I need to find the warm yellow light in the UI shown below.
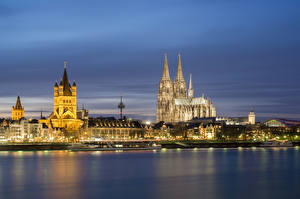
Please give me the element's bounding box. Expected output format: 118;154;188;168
207;133;213;139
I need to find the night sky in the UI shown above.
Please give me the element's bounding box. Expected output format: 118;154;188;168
0;0;299;121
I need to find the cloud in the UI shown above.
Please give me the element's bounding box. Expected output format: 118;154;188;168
0;0;299;121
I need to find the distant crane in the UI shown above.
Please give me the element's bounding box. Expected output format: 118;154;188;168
118;94;125;120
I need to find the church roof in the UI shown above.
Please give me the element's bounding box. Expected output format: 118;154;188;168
14;96;23;109
48;112;57;119
88;117;143;128
61;62;72;96
174;97;208;106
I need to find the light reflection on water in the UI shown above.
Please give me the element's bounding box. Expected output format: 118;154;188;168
0;148;299;199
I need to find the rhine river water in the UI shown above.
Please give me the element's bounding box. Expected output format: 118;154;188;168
0;147;299;199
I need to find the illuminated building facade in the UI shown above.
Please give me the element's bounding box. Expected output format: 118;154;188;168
198;124;219;140
12;96;24;120
263;119;300;128
86;118;144;140
248;109;255;124
156;53;216;123
39;62;83;132
4;119;49;142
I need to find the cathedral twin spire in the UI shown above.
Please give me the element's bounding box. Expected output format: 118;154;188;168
162;53;185;82
161;53;171;80
160;53;195;98
162;53;187;98
175;53;184;82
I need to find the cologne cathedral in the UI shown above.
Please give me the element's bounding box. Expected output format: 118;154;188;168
156;53;216;123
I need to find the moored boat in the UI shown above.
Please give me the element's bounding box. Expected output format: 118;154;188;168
260;140;293;147
69;142;161;151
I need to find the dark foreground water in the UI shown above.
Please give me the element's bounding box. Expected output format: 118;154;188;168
0;147;300;199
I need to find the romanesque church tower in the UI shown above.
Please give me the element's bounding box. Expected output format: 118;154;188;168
39;62;83;131
12;96;24;120
53;62;78;123
156;53;174;122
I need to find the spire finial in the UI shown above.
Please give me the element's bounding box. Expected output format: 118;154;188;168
164;52;167;66
64;61;67;69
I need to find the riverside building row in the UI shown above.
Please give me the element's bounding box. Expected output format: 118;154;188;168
2;55;296;142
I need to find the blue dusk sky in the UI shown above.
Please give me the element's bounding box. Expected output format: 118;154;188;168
0;0;299;121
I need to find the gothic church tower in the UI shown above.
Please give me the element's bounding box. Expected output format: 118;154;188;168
156;53;174;122
156;53;217;123
173;53;187;98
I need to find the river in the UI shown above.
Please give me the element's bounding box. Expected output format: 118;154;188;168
0;147;299;199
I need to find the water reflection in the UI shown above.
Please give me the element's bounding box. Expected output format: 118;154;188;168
0;148;299;199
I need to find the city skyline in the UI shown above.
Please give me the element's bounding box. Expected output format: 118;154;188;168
1;2;300;199
0;0;299;121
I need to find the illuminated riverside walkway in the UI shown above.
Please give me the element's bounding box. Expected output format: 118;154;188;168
1;140;300;151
